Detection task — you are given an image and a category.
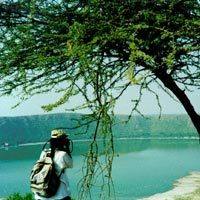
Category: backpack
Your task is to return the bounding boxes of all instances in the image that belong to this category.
[30,149,61,197]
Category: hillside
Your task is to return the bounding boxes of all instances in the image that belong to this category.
[113,114,197,138]
[0,113,197,146]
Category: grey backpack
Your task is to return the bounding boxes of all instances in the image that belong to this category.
[30,150,61,197]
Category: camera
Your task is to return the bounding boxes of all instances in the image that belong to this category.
[63,137,73,154]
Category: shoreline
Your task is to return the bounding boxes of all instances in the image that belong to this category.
[140,171,200,200]
[15,136,200,147]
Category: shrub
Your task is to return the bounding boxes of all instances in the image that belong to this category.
[6,192,75,200]
[6,192,33,200]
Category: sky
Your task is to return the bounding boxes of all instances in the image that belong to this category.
[0,84,199,117]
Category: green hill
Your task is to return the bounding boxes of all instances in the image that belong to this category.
[0,113,87,146]
[0,113,197,146]
[113,114,197,138]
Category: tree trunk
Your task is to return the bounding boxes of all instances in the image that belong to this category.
[154,69,200,136]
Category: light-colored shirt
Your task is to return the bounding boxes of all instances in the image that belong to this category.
[34,150,73,200]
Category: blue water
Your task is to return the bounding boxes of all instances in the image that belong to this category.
[0,139,200,199]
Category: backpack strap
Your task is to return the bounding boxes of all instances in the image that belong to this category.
[42,140,50,151]
[42,140,56,158]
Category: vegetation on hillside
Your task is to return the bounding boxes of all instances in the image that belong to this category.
[0,113,197,146]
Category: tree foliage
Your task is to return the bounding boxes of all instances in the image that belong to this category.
[0,0,200,199]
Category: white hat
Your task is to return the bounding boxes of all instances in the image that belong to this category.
[51,129,68,138]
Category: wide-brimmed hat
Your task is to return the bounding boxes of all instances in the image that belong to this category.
[51,129,69,139]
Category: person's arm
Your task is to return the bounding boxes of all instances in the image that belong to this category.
[63,152,73,168]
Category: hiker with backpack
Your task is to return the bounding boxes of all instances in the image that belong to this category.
[30,129,73,200]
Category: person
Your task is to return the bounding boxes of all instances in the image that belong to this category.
[34,129,73,200]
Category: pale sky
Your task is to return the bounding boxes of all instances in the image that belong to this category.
[0,84,199,117]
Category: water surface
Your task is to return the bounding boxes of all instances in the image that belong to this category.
[0,139,200,199]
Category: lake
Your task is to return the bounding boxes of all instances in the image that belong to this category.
[0,139,200,199]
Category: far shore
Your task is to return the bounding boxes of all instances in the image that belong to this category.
[14,136,200,147]
[140,171,200,200]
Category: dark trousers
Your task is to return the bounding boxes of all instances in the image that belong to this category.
[61,196,71,200]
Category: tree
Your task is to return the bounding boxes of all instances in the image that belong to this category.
[0,0,200,199]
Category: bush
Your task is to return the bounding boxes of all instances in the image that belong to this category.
[6,192,75,200]
[6,192,34,200]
